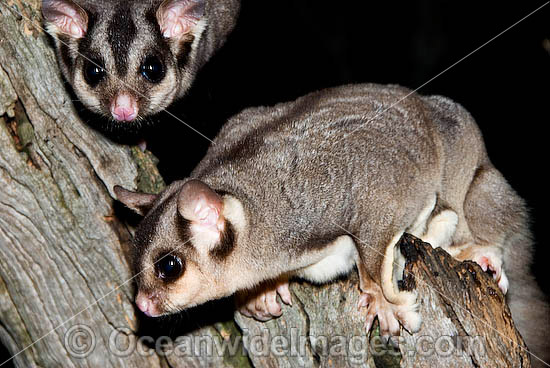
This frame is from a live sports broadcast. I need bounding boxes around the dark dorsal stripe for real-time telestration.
[145,5,165,42]
[77,10,97,56]
[57,35,73,71]
[177,35,195,69]
[107,2,137,76]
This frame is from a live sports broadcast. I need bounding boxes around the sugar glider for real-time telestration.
[115,84,549,365]
[42,0,239,132]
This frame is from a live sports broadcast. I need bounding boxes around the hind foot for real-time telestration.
[454,246,508,294]
[358,283,421,343]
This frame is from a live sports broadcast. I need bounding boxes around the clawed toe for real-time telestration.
[236,279,292,321]
[359,291,421,339]
[484,259,509,294]
[276,282,293,306]
[456,247,508,294]
[357,293,372,310]
[475,255,508,294]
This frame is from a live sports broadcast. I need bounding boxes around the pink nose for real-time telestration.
[111,94,138,122]
[135,293,157,317]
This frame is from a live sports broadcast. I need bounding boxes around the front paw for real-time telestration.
[235,279,292,322]
[358,290,421,343]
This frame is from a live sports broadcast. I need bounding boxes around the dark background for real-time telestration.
[2,0,549,365]
[149,0,550,291]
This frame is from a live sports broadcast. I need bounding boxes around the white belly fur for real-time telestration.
[296,235,358,283]
[295,195,458,287]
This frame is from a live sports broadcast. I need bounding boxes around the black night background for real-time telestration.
[1,0,549,365]
[147,0,550,293]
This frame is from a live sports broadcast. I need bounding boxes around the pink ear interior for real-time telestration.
[178,180,224,230]
[157,0,206,39]
[42,0,88,38]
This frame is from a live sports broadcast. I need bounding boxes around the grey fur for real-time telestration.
[42,0,239,123]
[118,84,549,365]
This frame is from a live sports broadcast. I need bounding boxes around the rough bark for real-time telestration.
[0,2,245,367]
[235,235,531,368]
[0,2,529,368]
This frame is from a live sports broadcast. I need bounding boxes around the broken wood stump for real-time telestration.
[235,234,530,367]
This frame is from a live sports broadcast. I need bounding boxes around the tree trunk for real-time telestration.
[235,234,530,368]
[0,2,528,368]
[0,2,246,367]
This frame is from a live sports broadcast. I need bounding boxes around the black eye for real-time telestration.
[83,60,106,87]
[140,56,165,83]
[156,255,183,281]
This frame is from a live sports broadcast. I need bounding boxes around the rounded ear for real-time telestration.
[42,0,89,38]
[114,186,158,216]
[177,179,223,226]
[156,0,206,39]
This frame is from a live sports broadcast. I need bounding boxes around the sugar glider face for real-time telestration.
[42,0,207,131]
[114,180,239,317]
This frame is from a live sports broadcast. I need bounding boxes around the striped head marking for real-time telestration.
[42,0,207,128]
[114,179,239,317]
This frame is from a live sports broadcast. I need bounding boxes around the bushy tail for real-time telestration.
[464,166,550,367]
[505,231,550,368]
